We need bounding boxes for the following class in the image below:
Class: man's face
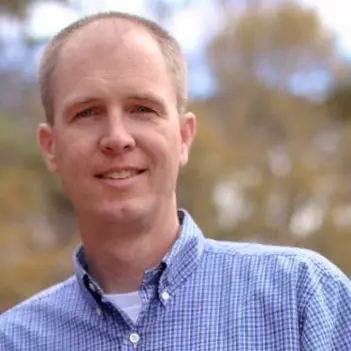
[38,22,196,223]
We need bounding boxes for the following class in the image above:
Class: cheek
[55,137,92,173]
[143,128,182,163]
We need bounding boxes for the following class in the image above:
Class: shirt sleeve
[300,269,351,350]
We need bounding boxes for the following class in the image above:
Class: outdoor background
[1,0,351,313]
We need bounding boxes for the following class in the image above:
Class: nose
[98,110,136,155]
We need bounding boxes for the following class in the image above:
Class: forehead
[60,19,161,60]
[52,20,176,111]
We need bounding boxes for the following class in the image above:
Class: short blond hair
[38,12,188,125]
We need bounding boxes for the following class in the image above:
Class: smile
[96,169,146,180]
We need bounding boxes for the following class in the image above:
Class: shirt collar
[73,209,205,308]
[161,209,205,291]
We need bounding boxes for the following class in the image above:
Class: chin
[95,199,150,222]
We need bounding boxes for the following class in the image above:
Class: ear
[179,112,197,167]
[37,123,58,173]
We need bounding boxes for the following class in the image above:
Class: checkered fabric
[1,210,351,350]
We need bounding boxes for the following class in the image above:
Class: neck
[77,202,180,294]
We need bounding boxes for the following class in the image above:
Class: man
[1,11,351,351]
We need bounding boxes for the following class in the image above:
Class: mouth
[96,169,146,180]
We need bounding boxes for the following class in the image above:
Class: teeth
[103,170,137,180]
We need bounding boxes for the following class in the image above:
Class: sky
[26,0,220,54]
[300,0,351,57]
[26,0,351,55]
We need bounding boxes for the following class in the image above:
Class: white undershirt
[104,291,141,323]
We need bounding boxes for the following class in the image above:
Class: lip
[95,167,146,178]
[95,169,147,189]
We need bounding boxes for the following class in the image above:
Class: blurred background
[1,0,351,312]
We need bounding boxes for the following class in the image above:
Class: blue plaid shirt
[1,210,351,350]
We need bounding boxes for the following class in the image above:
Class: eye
[131,106,155,114]
[75,108,97,119]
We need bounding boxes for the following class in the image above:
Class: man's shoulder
[203,238,350,284]
[0,276,77,324]
[204,237,327,262]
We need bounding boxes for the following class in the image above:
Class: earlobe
[37,123,58,173]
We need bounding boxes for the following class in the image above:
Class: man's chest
[137,294,300,351]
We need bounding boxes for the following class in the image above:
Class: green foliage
[0,115,77,312]
[0,0,33,18]
[185,2,351,274]
[325,82,351,122]
[0,0,67,18]
[208,2,337,92]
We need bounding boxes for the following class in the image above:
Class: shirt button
[161,291,170,301]
[129,332,140,345]
[96,307,103,316]
[88,282,96,292]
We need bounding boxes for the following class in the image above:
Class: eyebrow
[61,92,169,116]
[127,93,167,112]
[61,97,99,115]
